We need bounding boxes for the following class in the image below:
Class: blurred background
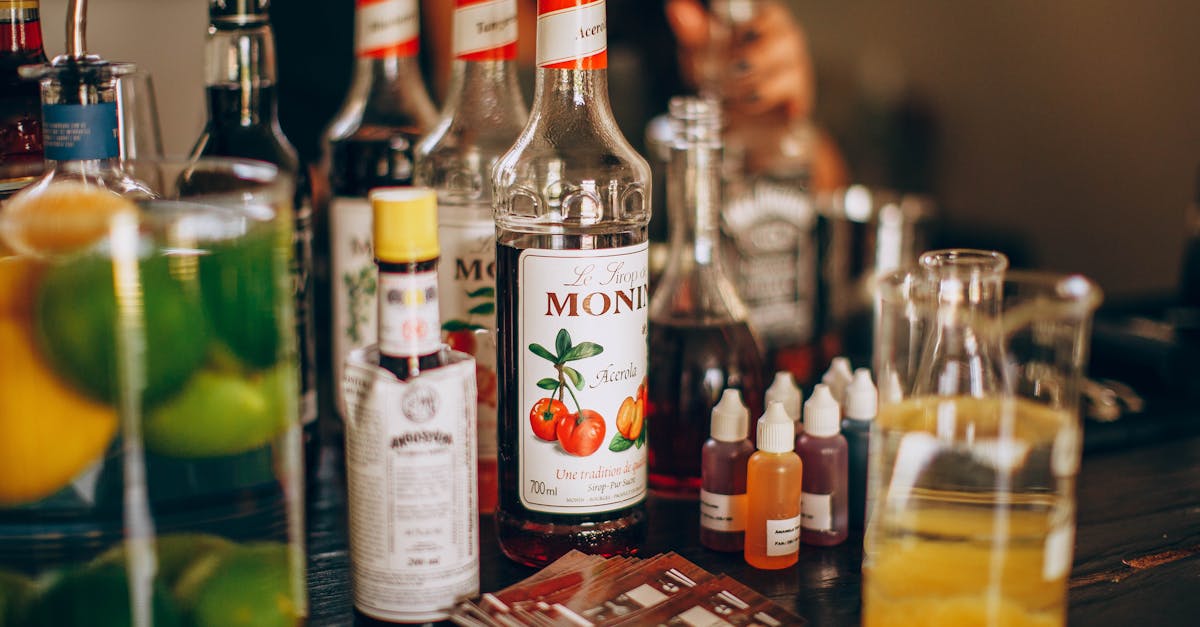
[35,0,1200,300]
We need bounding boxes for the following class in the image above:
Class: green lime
[179,542,301,627]
[198,226,289,370]
[90,533,235,590]
[143,367,290,458]
[35,250,209,405]
[23,562,182,627]
[0,569,35,627]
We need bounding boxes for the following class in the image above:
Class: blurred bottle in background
[0,0,47,199]
[648,96,765,496]
[320,0,438,439]
[414,0,527,515]
[190,0,318,463]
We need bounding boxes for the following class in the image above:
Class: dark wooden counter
[307,429,1200,626]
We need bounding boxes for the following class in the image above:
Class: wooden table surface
[306,428,1200,626]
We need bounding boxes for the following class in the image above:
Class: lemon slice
[0,181,138,256]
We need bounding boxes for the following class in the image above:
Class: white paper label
[357,0,419,56]
[438,217,498,461]
[331,196,376,417]
[698,490,747,532]
[517,243,649,514]
[378,270,441,357]
[454,0,518,57]
[624,582,668,608]
[536,0,607,67]
[801,491,833,532]
[765,515,801,557]
[342,348,479,621]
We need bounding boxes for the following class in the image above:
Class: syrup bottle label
[356,0,420,59]
[516,243,649,514]
[342,348,480,622]
[331,196,377,417]
[536,0,607,70]
[438,219,499,462]
[454,0,518,60]
[698,490,747,532]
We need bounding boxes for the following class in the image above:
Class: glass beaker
[0,158,306,626]
[864,249,1101,627]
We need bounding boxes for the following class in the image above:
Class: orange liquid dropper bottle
[744,401,803,569]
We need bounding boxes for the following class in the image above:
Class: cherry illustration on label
[528,328,607,456]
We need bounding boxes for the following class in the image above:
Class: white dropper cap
[804,384,842,437]
[765,371,802,423]
[845,368,878,422]
[822,357,854,404]
[710,388,750,442]
[756,401,796,453]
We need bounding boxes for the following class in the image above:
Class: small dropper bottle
[822,356,854,404]
[797,384,849,546]
[765,371,802,436]
[700,389,755,552]
[744,402,803,570]
[842,368,876,531]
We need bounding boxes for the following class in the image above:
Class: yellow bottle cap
[0,1,40,9]
[371,187,439,263]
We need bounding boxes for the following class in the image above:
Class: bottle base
[699,528,745,552]
[494,505,647,567]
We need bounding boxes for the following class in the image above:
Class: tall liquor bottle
[0,0,46,197]
[492,0,652,566]
[414,0,526,514]
[190,0,318,448]
[322,0,437,429]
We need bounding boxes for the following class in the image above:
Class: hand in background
[666,0,814,120]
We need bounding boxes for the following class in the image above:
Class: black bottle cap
[209,0,270,24]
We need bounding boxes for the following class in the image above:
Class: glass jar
[864,249,1101,627]
[0,158,306,626]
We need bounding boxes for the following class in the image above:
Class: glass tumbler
[864,249,1101,627]
[0,158,306,626]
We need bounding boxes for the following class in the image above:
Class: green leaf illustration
[442,319,473,332]
[467,287,496,298]
[555,329,572,360]
[636,426,647,448]
[468,302,495,315]
[608,434,634,452]
[529,343,557,363]
[536,378,560,391]
[562,366,584,391]
[562,341,604,362]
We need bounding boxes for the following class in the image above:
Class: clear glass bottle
[647,96,765,496]
[492,0,651,567]
[188,0,318,455]
[414,0,526,515]
[0,0,47,198]
[322,0,438,432]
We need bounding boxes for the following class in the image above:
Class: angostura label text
[518,243,649,514]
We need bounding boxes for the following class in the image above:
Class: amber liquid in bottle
[648,321,764,493]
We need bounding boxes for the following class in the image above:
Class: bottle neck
[442,58,525,123]
[1,2,45,59]
[377,258,443,379]
[528,66,616,133]
[204,21,279,128]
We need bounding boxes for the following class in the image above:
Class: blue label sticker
[43,103,120,161]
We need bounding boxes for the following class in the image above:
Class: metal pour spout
[67,0,87,58]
